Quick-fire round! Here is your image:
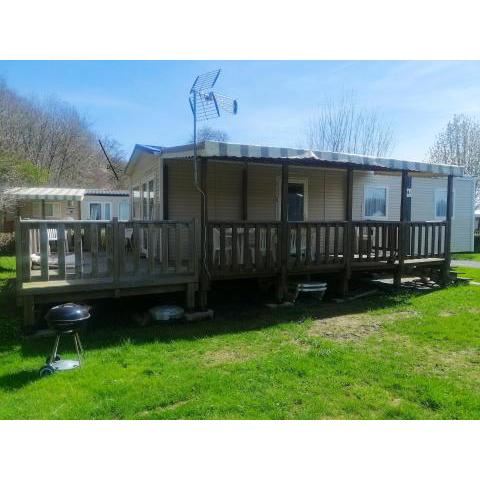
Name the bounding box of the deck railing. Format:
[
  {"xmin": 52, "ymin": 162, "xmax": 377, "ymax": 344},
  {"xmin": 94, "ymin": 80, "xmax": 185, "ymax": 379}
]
[
  {"xmin": 16, "ymin": 218, "xmax": 447, "ymax": 289},
  {"xmin": 207, "ymin": 222, "xmax": 282, "ymax": 276},
  {"xmin": 405, "ymin": 221, "xmax": 446, "ymax": 258},
  {"xmin": 16, "ymin": 219, "xmax": 197, "ymax": 288},
  {"xmin": 207, "ymin": 220, "xmax": 447, "ymax": 276}
]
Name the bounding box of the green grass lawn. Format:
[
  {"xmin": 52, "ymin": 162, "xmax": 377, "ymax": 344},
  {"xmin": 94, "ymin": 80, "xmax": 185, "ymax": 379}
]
[
  {"xmin": 453, "ymin": 266, "xmax": 480, "ymax": 283},
  {"xmin": 0, "ymin": 254, "xmax": 479, "ymax": 419}
]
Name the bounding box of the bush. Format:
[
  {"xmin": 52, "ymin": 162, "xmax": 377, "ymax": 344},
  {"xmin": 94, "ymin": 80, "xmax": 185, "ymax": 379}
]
[{"xmin": 0, "ymin": 232, "xmax": 15, "ymax": 255}]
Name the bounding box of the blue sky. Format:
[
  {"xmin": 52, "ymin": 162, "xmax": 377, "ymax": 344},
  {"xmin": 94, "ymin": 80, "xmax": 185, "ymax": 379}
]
[{"xmin": 1, "ymin": 60, "xmax": 479, "ymax": 161}]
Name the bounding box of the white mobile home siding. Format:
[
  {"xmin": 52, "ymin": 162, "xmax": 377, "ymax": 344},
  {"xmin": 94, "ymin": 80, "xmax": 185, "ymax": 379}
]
[
  {"xmin": 81, "ymin": 195, "xmax": 131, "ymax": 220},
  {"xmin": 353, "ymin": 171, "xmax": 475, "ymax": 252}
]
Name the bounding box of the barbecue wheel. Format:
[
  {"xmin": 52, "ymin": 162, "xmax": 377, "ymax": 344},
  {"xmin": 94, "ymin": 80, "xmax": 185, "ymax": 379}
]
[{"xmin": 39, "ymin": 365, "xmax": 55, "ymax": 377}]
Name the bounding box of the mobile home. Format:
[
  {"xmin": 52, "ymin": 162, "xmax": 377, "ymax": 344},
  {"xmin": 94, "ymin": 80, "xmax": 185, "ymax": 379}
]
[{"xmin": 14, "ymin": 141, "xmax": 474, "ymax": 326}]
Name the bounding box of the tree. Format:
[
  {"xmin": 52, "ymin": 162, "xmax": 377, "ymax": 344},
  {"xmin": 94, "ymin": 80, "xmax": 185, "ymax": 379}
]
[
  {"xmin": 190, "ymin": 126, "xmax": 229, "ymax": 143},
  {"xmin": 0, "ymin": 78, "xmax": 126, "ymax": 190},
  {"xmin": 429, "ymin": 114, "xmax": 480, "ymax": 205},
  {"xmin": 305, "ymin": 91, "xmax": 395, "ymax": 157}
]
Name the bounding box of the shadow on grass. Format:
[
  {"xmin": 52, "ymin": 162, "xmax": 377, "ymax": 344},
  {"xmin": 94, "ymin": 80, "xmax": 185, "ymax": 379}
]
[
  {"xmin": 14, "ymin": 278, "xmax": 427, "ymax": 359},
  {"xmin": 0, "ymin": 369, "xmax": 39, "ymax": 392}
]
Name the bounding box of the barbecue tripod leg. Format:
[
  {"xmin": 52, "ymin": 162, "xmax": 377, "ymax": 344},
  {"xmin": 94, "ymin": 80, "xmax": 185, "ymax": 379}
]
[
  {"xmin": 49, "ymin": 334, "xmax": 61, "ymax": 364},
  {"xmin": 73, "ymin": 332, "xmax": 84, "ymax": 365}
]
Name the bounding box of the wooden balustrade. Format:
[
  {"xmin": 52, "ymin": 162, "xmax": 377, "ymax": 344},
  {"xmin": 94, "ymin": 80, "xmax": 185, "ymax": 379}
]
[
  {"xmin": 16, "ymin": 218, "xmax": 448, "ymax": 290},
  {"xmin": 351, "ymin": 221, "xmax": 400, "ymax": 262},
  {"xmin": 207, "ymin": 220, "xmax": 447, "ymax": 276},
  {"xmin": 405, "ymin": 221, "xmax": 446, "ymax": 258},
  {"xmin": 287, "ymin": 222, "xmax": 346, "ymax": 270},
  {"xmin": 207, "ymin": 222, "xmax": 281, "ymax": 275},
  {"xmin": 16, "ymin": 219, "xmax": 196, "ymax": 289}
]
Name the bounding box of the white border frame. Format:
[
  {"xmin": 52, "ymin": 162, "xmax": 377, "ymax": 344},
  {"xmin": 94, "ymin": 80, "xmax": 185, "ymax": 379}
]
[
  {"xmin": 87, "ymin": 201, "xmax": 113, "ymax": 220},
  {"xmin": 363, "ymin": 185, "xmax": 389, "ymax": 220},
  {"xmin": 118, "ymin": 199, "xmax": 131, "ymax": 221},
  {"xmin": 434, "ymin": 188, "xmax": 455, "ymax": 220}
]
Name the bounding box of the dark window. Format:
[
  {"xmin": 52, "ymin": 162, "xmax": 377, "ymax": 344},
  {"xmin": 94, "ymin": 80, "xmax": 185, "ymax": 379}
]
[{"xmin": 288, "ymin": 183, "xmax": 304, "ymax": 221}]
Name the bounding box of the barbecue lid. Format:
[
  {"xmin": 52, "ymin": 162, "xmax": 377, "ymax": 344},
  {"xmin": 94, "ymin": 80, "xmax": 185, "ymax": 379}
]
[{"xmin": 45, "ymin": 303, "xmax": 91, "ymax": 323}]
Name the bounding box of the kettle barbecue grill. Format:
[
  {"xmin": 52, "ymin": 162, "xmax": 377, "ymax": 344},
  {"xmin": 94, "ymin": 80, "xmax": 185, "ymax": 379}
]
[{"xmin": 39, "ymin": 303, "xmax": 90, "ymax": 377}]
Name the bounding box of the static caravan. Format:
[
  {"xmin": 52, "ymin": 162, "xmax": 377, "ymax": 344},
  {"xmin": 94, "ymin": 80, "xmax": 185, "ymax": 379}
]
[
  {"xmin": 14, "ymin": 141, "xmax": 475, "ymax": 326},
  {"xmin": 6, "ymin": 187, "xmax": 131, "ymax": 221}
]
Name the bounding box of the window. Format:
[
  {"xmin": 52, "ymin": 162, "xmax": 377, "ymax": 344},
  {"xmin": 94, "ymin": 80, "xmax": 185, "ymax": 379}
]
[
  {"xmin": 364, "ymin": 186, "xmax": 387, "ymax": 219},
  {"xmin": 148, "ymin": 179, "xmax": 155, "ymax": 220},
  {"xmin": 132, "ymin": 185, "xmax": 141, "ymax": 219},
  {"xmin": 44, "ymin": 202, "xmax": 61, "ymax": 218},
  {"xmin": 142, "ymin": 182, "xmax": 148, "ymax": 220},
  {"xmin": 88, "ymin": 202, "xmax": 111, "ymax": 220},
  {"xmin": 435, "ymin": 189, "xmax": 455, "ymax": 219},
  {"xmin": 89, "ymin": 203, "xmax": 102, "ymax": 220},
  {"xmin": 119, "ymin": 201, "xmax": 130, "ymax": 221},
  {"xmin": 288, "ymin": 183, "xmax": 305, "ymax": 221},
  {"xmin": 104, "ymin": 203, "xmax": 111, "ymax": 220}
]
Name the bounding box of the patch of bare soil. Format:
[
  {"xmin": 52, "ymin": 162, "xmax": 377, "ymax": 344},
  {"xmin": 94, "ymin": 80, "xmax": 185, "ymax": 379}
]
[
  {"xmin": 439, "ymin": 310, "xmax": 456, "ymax": 317},
  {"xmin": 414, "ymin": 347, "xmax": 480, "ymax": 377},
  {"xmin": 137, "ymin": 400, "xmax": 189, "ymax": 417},
  {"xmin": 202, "ymin": 348, "xmax": 257, "ymax": 366},
  {"xmin": 308, "ymin": 310, "xmax": 418, "ymax": 341}
]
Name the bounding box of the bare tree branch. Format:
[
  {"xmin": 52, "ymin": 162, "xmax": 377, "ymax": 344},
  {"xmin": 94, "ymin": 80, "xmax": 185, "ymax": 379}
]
[{"xmin": 305, "ymin": 91, "xmax": 395, "ymax": 157}]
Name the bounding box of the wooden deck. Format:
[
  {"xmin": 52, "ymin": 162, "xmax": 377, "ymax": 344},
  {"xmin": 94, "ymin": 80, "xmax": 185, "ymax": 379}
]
[
  {"xmin": 16, "ymin": 219, "xmax": 198, "ymax": 326},
  {"xmin": 16, "ymin": 218, "xmax": 448, "ymax": 327}
]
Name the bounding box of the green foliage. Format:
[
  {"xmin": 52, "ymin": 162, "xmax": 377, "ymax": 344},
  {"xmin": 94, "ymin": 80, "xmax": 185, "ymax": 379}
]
[
  {"xmin": 13, "ymin": 162, "xmax": 50, "ymax": 186},
  {"xmin": 0, "ymin": 255, "xmax": 479, "ymax": 419},
  {"xmin": 0, "ymin": 150, "xmax": 50, "ymax": 186}
]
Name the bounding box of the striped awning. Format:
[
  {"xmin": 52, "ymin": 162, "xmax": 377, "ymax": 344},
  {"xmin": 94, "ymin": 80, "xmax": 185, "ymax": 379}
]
[
  {"xmin": 5, "ymin": 187, "xmax": 86, "ymax": 201},
  {"xmin": 128, "ymin": 141, "xmax": 464, "ymax": 177}
]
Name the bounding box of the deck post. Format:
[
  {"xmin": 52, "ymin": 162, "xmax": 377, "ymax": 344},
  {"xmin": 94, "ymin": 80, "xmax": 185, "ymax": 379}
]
[
  {"xmin": 442, "ymin": 174, "xmax": 454, "ymax": 285},
  {"xmin": 15, "ymin": 218, "xmax": 23, "ymax": 306},
  {"xmin": 163, "ymin": 163, "xmax": 169, "ymax": 220},
  {"xmin": 23, "ymin": 295, "xmax": 35, "ymax": 329},
  {"xmin": 112, "ymin": 217, "xmax": 120, "ymax": 286},
  {"xmin": 199, "ymin": 157, "xmax": 209, "ymax": 309},
  {"xmin": 341, "ymin": 167, "xmax": 354, "ymax": 296},
  {"xmin": 394, "ymin": 170, "xmax": 409, "ymax": 288},
  {"xmin": 278, "ymin": 161, "xmax": 289, "ymax": 302},
  {"xmin": 242, "ymin": 164, "xmax": 248, "ymax": 221},
  {"xmin": 186, "ymin": 283, "xmax": 196, "ymax": 312}
]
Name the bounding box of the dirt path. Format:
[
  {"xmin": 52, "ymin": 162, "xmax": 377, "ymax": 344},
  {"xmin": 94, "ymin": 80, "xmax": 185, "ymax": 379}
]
[{"xmin": 451, "ymin": 260, "xmax": 480, "ymax": 269}]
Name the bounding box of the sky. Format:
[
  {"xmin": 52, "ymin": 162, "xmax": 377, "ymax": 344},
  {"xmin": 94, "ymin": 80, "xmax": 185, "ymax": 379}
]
[{"xmin": 1, "ymin": 60, "xmax": 480, "ymax": 162}]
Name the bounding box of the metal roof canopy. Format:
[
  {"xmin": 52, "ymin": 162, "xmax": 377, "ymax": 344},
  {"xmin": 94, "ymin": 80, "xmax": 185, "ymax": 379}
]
[
  {"xmin": 5, "ymin": 187, "xmax": 86, "ymax": 201},
  {"xmin": 85, "ymin": 189, "xmax": 130, "ymax": 197},
  {"xmin": 128, "ymin": 141, "xmax": 464, "ymax": 177}
]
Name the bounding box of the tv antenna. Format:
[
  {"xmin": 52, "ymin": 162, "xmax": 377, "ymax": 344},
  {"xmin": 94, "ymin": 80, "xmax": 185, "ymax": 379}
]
[
  {"xmin": 188, "ymin": 69, "xmax": 238, "ymax": 281},
  {"xmin": 98, "ymin": 139, "xmax": 120, "ymax": 182},
  {"xmin": 189, "ymin": 69, "xmax": 238, "ymax": 183}
]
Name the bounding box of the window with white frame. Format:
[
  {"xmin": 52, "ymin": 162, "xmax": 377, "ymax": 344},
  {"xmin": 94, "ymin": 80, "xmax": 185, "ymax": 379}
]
[
  {"xmin": 119, "ymin": 200, "xmax": 130, "ymax": 221},
  {"xmin": 434, "ymin": 189, "xmax": 455, "ymax": 219},
  {"xmin": 148, "ymin": 179, "xmax": 155, "ymax": 220},
  {"xmin": 88, "ymin": 202, "xmax": 111, "ymax": 220},
  {"xmin": 132, "ymin": 185, "xmax": 141, "ymax": 219},
  {"xmin": 364, "ymin": 186, "xmax": 387, "ymax": 219},
  {"xmin": 142, "ymin": 182, "xmax": 148, "ymax": 220}
]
